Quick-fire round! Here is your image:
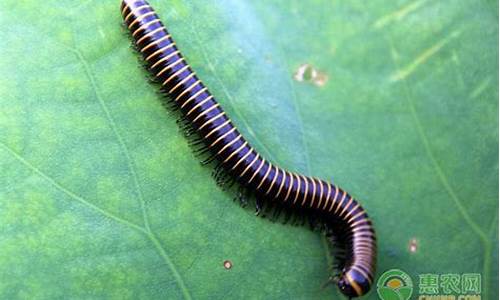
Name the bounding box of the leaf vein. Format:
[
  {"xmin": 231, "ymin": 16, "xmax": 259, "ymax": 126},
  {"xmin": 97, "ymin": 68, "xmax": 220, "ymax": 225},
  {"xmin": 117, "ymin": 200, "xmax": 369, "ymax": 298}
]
[
  {"xmin": 0, "ymin": 141, "xmax": 147, "ymax": 234},
  {"xmin": 387, "ymin": 36, "xmax": 492, "ymax": 297},
  {"xmin": 68, "ymin": 46, "xmax": 152, "ymax": 232},
  {"xmin": 53, "ymin": 42, "xmax": 192, "ymax": 300}
]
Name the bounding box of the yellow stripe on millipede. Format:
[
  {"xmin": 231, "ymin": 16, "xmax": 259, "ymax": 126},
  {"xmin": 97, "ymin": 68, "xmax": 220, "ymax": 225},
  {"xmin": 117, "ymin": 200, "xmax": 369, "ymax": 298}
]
[
  {"xmin": 351, "ymin": 221, "xmax": 371, "ymax": 231},
  {"xmin": 256, "ymin": 163, "xmax": 273, "ymax": 190},
  {"xmin": 300, "ymin": 175, "xmax": 309, "ymax": 206},
  {"xmin": 265, "ymin": 166, "xmax": 279, "ymax": 195},
  {"xmin": 133, "ymin": 19, "xmax": 161, "ymax": 36},
  {"xmin": 339, "ymin": 196, "xmax": 354, "ymax": 219},
  {"xmin": 292, "ymin": 173, "xmax": 301, "ymax": 205},
  {"xmin": 347, "ymin": 208, "xmax": 364, "ymax": 224},
  {"xmin": 125, "ymin": 4, "xmax": 149, "ymax": 21},
  {"xmin": 216, "ymin": 135, "xmax": 242, "ymax": 155},
  {"xmin": 161, "ymin": 63, "xmax": 189, "ymax": 86},
  {"xmin": 352, "ymin": 265, "xmax": 372, "ymax": 284},
  {"xmin": 223, "ymin": 141, "xmax": 248, "ymax": 164},
  {"xmin": 146, "ymin": 42, "xmax": 176, "ymax": 61},
  {"xmin": 334, "ymin": 190, "xmax": 347, "ymax": 214},
  {"xmin": 346, "ymin": 273, "xmax": 363, "ymax": 297},
  {"xmin": 344, "ymin": 203, "xmax": 360, "ymax": 221},
  {"xmin": 175, "ymin": 79, "xmax": 201, "ymax": 102},
  {"xmin": 328, "ymin": 185, "xmax": 339, "ymax": 212},
  {"xmin": 185, "ymin": 91, "xmax": 210, "ymax": 113},
  {"xmin": 128, "ymin": 11, "xmax": 156, "ymax": 29},
  {"xmin": 273, "ymin": 169, "xmax": 286, "ymax": 198},
  {"xmin": 181, "ymin": 88, "xmax": 211, "ymax": 109},
  {"xmin": 248, "ymin": 159, "xmax": 266, "ymax": 184},
  {"xmin": 169, "ymin": 72, "xmax": 196, "ymax": 93},
  {"xmin": 322, "ymin": 183, "xmax": 331, "ymax": 210},
  {"xmin": 151, "ymin": 50, "xmax": 180, "ymax": 70},
  {"xmin": 121, "ymin": 3, "xmax": 130, "ymax": 16},
  {"xmin": 231, "ymin": 147, "xmax": 253, "ymax": 171},
  {"xmin": 204, "ymin": 119, "xmax": 230, "ymax": 139},
  {"xmin": 141, "ymin": 34, "xmax": 171, "ymax": 52},
  {"xmin": 209, "ymin": 127, "xmax": 236, "ymax": 148},
  {"xmin": 283, "ymin": 171, "xmax": 294, "ymax": 202},
  {"xmin": 309, "ymin": 178, "xmax": 317, "ymax": 208},
  {"xmin": 239, "ymin": 153, "xmax": 260, "ymax": 178},
  {"xmin": 156, "ymin": 57, "xmax": 184, "ymax": 77},
  {"xmin": 314, "ymin": 178, "xmax": 323, "ymax": 208},
  {"xmin": 192, "ymin": 102, "xmax": 222, "ymax": 124}
]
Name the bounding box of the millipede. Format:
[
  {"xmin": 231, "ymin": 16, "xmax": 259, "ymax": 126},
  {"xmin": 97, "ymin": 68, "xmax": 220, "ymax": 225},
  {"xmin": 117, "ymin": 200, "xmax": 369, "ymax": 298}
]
[{"xmin": 120, "ymin": 0, "xmax": 377, "ymax": 298}]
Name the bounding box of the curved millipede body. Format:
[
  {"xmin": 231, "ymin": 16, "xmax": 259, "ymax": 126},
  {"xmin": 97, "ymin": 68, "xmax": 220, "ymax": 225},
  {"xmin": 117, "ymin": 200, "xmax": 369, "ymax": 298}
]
[{"xmin": 120, "ymin": 0, "xmax": 377, "ymax": 298}]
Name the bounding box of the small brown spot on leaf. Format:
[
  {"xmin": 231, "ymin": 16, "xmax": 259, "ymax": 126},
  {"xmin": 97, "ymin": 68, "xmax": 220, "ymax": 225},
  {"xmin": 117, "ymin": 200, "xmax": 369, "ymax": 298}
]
[
  {"xmin": 293, "ymin": 63, "xmax": 328, "ymax": 87},
  {"xmin": 408, "ymin": 238, "xmax": 418, "ymax": 253},
  {"xmin": 223, "ymin": 260, "xmax": 232, "ymax": 270}
]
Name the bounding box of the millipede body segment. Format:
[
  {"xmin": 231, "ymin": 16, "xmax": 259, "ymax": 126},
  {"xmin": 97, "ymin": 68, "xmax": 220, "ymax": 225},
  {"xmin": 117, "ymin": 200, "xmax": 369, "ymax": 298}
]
[{"xmin": 120, "ymin": 0, "xmax": 377, "ymax": 298}]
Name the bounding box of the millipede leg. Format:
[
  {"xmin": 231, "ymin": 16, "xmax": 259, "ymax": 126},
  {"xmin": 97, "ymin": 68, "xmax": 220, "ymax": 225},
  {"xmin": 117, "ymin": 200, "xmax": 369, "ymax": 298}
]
[
  {"xmin": 201, "ymin": 154, "xmax": 217, "ymax": 165},
  {"xmin": 183, "ymin": 127, "xmax": 197, "ymax": 137},
  {"xmin": 271, "ymin": 205, "xmax": 283, "ymax": 222},
  {"xmin": 215, "ymin": 172, "xmax": 230, "ymax": 187},
  {"xmin": 226, "ymin": 177, "xmax": 237, "ymax": 189},
  {"xmin": 188, "ymin": 138, "xmax": 204, "ymax": 146},
  {"xmin": 211, "ymin": 162, "xmax": 223, "ymax": 177},
  {"xmin": 283, "ymin": 209, "xmax": 293, "ymax": 225},
  {"xmin": 237, "ymin": 188, "xmax": 250, "ymax": 207},
  {"xmin": 320, "ymin": 276, "xmax": 338, "ymax": 290},
  {"xmin": 219, "ymin": 176, "xmax": 236, "ymax": 191},
  {"xmin": 193, "ymin": 146, "xmax": 210, "ymax": 156},
  {"xmin": 255, "ymin": 197, "xmax": 263, "ymax": 216}
]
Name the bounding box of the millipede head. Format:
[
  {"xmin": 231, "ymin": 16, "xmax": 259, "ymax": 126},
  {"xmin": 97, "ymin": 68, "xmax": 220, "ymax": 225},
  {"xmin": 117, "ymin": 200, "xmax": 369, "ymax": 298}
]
[{"xmin": 337, "ymin": 269, "xmax": 371, "ymax": 298}]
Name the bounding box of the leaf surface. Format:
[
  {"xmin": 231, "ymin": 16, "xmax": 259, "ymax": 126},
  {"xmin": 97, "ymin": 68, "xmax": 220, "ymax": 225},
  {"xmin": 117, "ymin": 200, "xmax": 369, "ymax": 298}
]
[{"xmin": 0, "ymin": 0, "xmax": 497, "ymax": 299}]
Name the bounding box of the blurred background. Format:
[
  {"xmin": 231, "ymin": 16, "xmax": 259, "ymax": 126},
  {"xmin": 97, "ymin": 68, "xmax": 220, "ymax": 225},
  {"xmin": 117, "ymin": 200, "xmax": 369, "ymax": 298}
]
[{"xmin": 0, "ymin": 0, "xmax": 498, "ymax": 299}]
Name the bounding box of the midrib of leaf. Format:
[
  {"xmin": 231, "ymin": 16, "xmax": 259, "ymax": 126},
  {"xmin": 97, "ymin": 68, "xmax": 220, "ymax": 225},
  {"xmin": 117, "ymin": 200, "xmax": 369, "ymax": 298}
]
[
  {"xmin": 0, "ymin": 142, "xmax": 193, "ymax": 300},
  {"xmin": 0, "ymin": 25, "xmax": 194, "ymax": 297},
  {"xmin": 67, "ymin": 45, "xmax": 152, "ymax": 233},
  {"xmin": 0, "ymin": 142, "xmax": 146, "ymax": 234},
  {"xmin": 67, "ymin": 43, "xmax": 193, "ymax": 300}
]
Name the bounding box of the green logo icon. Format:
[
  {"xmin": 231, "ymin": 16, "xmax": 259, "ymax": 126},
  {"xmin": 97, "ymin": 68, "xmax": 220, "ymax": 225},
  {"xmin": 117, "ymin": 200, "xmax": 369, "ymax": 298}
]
[{"xmin": 377, "ymin": 269, "xmax": 413, "ymax": 300}]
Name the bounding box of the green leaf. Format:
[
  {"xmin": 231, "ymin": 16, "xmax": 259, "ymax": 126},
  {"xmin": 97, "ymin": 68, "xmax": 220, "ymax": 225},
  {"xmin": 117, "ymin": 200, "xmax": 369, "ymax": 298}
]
[{"xmin": 0, "ymin": 0, "xmax": 497, "ymax": 299}]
